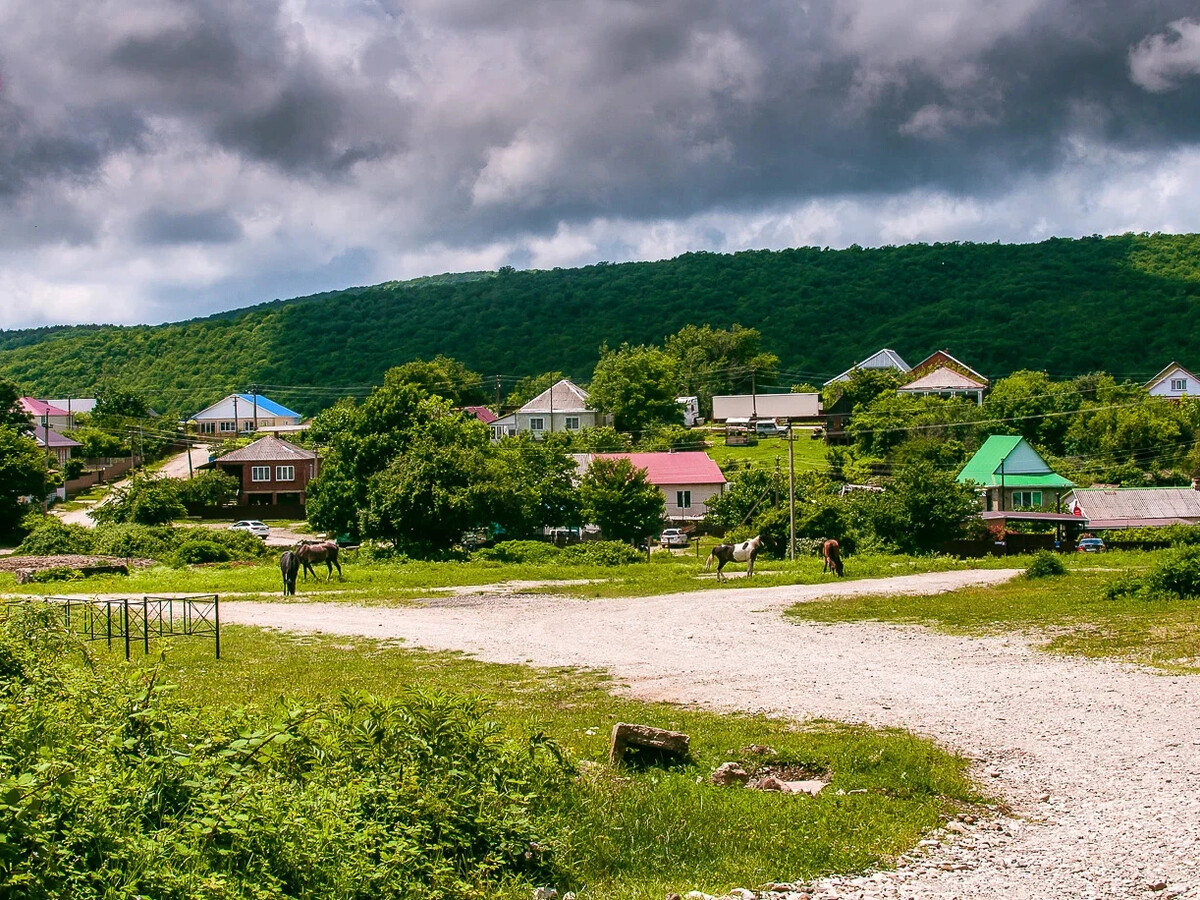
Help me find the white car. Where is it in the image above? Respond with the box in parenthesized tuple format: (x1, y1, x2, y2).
(659, 528, 690, 548)
(229, 520, 269, 539)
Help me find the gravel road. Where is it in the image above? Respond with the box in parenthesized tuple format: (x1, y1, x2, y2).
(223, 570, 1200, 899)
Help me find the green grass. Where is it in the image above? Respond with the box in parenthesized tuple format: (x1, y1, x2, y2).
(97, 627, 986, 899)
(705, 430, 829, 473)
(786, 550, 1200, 673)
(0, 547, 1012, 602)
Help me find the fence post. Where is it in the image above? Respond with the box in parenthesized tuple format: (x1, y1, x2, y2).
(213, 595, 220, 659)
(123, 599, 130, 660)
(142, 597, 149, 656)
(106, 601, 112, 649)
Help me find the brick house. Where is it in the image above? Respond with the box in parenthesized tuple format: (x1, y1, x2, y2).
(200, 435, 319, 508)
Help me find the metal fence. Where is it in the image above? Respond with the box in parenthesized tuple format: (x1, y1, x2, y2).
(24, 595, 221, 659)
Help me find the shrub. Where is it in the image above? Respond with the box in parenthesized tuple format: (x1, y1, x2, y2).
(1104, 547, 1200, 601)
(90, 523, 178, 560)
(183, 527, 270, 560)
(15, 520, 94, 556)
(1025, 550, 1067, 579)
(27, 566, 86, 583)
(562, 540, 644, 566)
(174, 539, 232, 565)
(90, 473, 185, 526)
(474, 540, 563, 564)
(0, 607, 571, 899)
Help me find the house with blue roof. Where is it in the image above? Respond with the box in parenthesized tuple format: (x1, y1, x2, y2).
(189, 393, 303, 436)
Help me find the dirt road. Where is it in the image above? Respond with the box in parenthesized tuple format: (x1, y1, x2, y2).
(223, 570, 1200, 899)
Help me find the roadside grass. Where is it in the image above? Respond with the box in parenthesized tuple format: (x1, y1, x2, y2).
(0, 547, 1014, 602)
(785, 551, 1200, 673)
(105, 626, 987, 899)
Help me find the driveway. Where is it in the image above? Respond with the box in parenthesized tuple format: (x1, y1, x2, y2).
(222, 570, 1200, 899)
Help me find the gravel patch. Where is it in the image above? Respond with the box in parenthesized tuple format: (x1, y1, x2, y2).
(222, 569, 1200, 899)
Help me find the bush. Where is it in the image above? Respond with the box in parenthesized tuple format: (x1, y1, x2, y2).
(1024, 550, 1067, 579)
(0, 607, 572, 899)
(26, 566, 86, 583)
(174, 540, 232, 565)
(15, 520, 94, 556)
(474, 540, 563, 564)
(89, 473, 185, 526)
(90, 523, 178, 560)
(562, 540, 645, 566)
(1104, 547, 1200, 601)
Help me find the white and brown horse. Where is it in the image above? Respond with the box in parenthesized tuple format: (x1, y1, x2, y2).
(705, 535, 766, 582)
(822, 539, 844, 576)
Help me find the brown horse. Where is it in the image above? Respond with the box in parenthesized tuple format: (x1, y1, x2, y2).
(822, 539, 844, 576)
(705, 535, 766, 582)
(295, 540, 343, 581)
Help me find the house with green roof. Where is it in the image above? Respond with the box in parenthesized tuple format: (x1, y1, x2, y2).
(957, 435, 1074, 512)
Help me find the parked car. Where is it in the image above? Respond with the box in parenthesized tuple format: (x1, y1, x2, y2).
(1076, 537, 1106, 553)
(229, 520, 269, 539)
(753, 420, 786, 438)
(659, 528, 691, 548)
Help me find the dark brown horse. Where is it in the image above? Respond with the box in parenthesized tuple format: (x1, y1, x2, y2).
(704, 535, 766, 583)
(280, 550, 300, 596)
(295, 540, 342, 581)
(822, 539, 844, 576)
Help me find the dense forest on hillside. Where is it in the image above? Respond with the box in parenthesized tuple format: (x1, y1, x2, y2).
(3, 234, 1199, 416)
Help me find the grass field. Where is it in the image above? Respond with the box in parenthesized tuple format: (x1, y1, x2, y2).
(786, 551, 1200, 673)
(92, 625, 986, 899)
(705, 429, 829, 474)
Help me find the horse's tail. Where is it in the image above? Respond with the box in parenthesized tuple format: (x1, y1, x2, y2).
(704, 550, 716, 570)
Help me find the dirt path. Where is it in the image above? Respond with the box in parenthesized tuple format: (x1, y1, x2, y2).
(223, 570, 1200, 899)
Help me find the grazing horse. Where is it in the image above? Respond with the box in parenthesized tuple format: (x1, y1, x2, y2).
(295, 540, 343, 581)
(704, 535, 766, 582)
(280, 550, 300, 596)
(822, 539, 844, 576)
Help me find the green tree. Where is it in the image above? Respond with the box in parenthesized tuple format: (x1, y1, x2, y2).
(504, 372, 564, 409)
(588, 343, 682, 434)
(869, 459, 979, 553)
(982, 370, 1082, 455)
(491, 435, 581, 539)
(385, 355, 487, 406)
(821, 367, 903, 414)
(90, 474, 185, 526)
(0, 378, 32, 434)
(0, 426, 47, 536)
(664, 324, 779, 416)
(70, 426, 128, 459)
(92, 386, 150, 424)
(578, 457, 665, 545)
(177, 470, 240, 510)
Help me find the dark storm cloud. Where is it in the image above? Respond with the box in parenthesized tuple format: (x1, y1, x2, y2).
(133, 208, 242, 245)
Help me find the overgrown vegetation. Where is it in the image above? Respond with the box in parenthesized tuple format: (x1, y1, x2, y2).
(15, 517, 269, 565)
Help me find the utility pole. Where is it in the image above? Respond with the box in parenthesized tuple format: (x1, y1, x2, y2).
(751, 369, 757, 420)
(495, 375, 501, 408)
(788, 422, 796, 561)
(252, 384, 259, 433)
(232, 394, 239, 436)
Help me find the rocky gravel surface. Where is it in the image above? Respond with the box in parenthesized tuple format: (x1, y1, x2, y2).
(223, 570, 1200, 899)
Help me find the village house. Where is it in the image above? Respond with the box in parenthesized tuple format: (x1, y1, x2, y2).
(490, 379, 602, 439)
(33, 425, 81, 466)
(898, 350, 988, 405)
(19, 398, 73, 431)
(1065, 483, 1200, 529)
(577, 451, 727, 522)
(957, 435, 1074, 512)
(188, 393, 303, 436)
(1145, 362, 1198, 400)
(199, 435, 319, 509)
(823, 348, 911, 385)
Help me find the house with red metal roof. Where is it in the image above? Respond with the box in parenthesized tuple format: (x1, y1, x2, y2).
(579, 451, 727, 521)
(20, 398, 73, 430)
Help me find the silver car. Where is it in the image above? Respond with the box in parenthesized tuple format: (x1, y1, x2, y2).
(229, 520, 270, 539)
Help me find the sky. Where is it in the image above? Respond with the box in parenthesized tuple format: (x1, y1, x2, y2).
(2, 0, 1200, 330)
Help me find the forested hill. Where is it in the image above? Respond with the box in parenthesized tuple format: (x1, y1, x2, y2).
(3, 233, 1199, 416)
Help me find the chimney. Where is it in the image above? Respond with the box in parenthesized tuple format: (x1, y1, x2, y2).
(1193, 476, 1200, 492)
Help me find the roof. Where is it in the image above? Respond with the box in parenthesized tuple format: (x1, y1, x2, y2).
(462, 405, 498, 424)
(519, 379, 593, 414)
(981, 511, 1087, 524)
(907, 350, 988, 384)
(957, 435, 1074, 488)
(1066, 487, 1200, 527)
(33, 425, 81, 448)
(1145, 361, 1199, 392)
(898, 366, 988, 392)
(824, 348, 911, 385)
(202, 435, 318, 465)
(20, 397, 71, 418)
(190, 393, 301, 421)
(588, 451, 727, 486)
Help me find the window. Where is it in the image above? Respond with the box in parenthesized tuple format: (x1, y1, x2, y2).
(676, 490, 692, 509)
(1012, 490, 1042, 508)
(241, 421, 254, 432)
(220, 421, 236, 433)
(565, 416, 580, 430)
(275, 465, 295, 482)
(251, 466, 271, 482)
(528, 417, 545, 431)
(1171, 378, 1189, 392)
(199, 422, 214, 434)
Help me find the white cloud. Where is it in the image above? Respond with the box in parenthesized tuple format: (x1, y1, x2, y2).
(1129, 18, 1200, 92)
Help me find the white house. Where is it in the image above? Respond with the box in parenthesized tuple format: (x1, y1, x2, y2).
(1145, 362, 1198, 399)
(188, 393, 303, 436)
(19, 398, 73, 431)
(490, 379, 601, 439)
